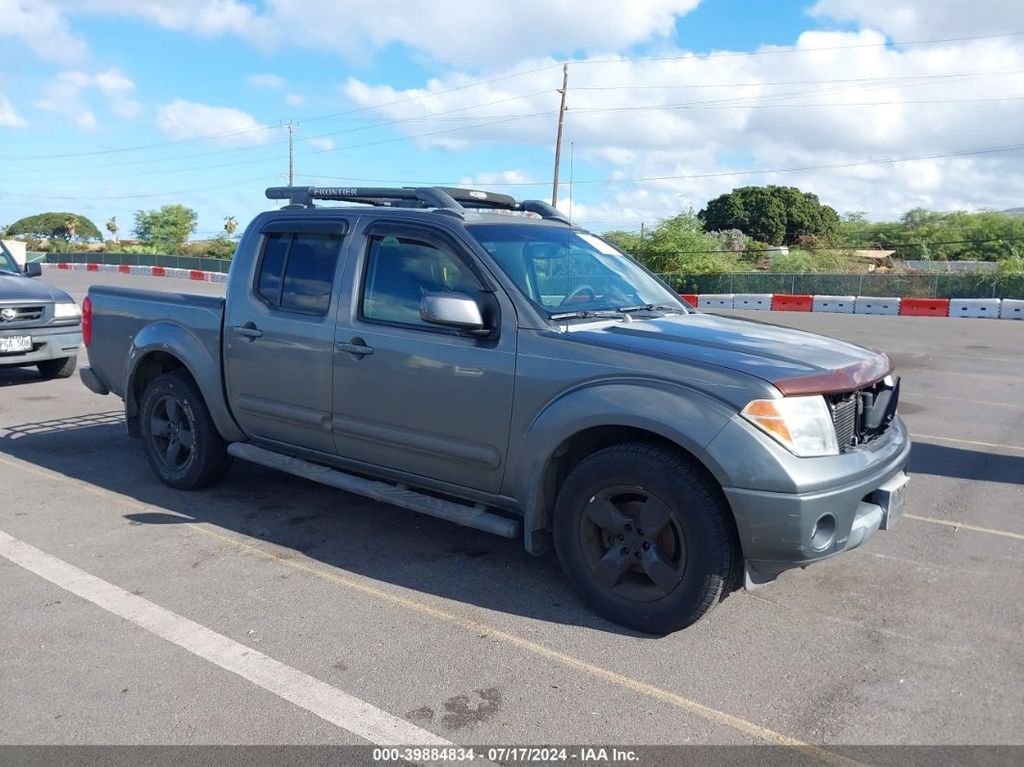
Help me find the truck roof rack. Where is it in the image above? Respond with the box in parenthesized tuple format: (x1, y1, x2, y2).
(265, 186, 570, 225)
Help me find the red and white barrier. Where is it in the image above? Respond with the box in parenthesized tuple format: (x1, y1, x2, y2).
(49, 262, 228, 283)
(675, 291, 1016, 320)
(45, 264, 1019, 319)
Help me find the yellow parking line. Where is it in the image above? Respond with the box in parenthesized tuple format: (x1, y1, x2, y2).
(911, 434, 1024, 453)
(0, 451, 860, 766)
(905, 514, 1024, 541)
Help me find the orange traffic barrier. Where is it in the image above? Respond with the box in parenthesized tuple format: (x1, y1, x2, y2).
(899, 298, 950, 317)
(771, 294, 813, 312)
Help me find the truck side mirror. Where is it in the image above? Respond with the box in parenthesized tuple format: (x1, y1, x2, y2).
(420, 292, 488, 335)
(24, 262, 42, 278)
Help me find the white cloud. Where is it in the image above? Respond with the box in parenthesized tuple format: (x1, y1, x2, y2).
(33, 68, 140, 127)
(809, 0, 1024, 40)
(53, 0, 702, 66)
(284, 93, 306, 107)
(339, 26, 1024, 222)
(306, 136, 335, 151)
(0, 0, 88, 63)
(156, 99, 273, 145)
(0, 95, 28, 128)
(459, 169, 538, 187)
(246, 73, 288, 91)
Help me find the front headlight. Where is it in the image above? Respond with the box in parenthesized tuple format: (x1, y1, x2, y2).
(53, 301, 81, 319)
(741, 395, 839, 457)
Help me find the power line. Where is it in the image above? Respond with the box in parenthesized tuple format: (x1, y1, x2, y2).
(294, 142, 1024, 188)
(4, 32, 1019, 163)
(575, 31, 1024, 66)
(570, 67, 1024, 91)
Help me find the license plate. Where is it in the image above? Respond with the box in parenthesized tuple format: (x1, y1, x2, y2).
(0, 335, 31, 353)
(876, 472, 910, 530)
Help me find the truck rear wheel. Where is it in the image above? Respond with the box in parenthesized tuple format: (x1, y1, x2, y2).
(553, 443, 738, 634)
(37, 356, 76, 379)
(139, 370, 231, 490)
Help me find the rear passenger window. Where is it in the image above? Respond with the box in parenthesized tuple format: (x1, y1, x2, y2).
(256, 232, 342, 315)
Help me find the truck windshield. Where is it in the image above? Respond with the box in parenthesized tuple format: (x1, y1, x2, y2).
(0, 242, 20, 275)
(466, 223, 685, 318)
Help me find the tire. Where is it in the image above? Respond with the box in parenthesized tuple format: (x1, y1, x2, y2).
(553, 443, 738, 635)
(37, 356, 76, 379)
(138, 370, 231, 490)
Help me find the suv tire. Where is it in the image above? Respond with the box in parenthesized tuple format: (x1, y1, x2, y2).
(139, 370, 231, 490)
(37, 356, 76, 379)
(553, 443, 738, 634)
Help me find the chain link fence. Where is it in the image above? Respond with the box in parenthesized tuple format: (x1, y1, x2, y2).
(43, 251, 231, 274)
(657, 272, 1024, 299)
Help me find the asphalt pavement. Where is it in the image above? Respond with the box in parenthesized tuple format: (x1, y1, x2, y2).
(1, 270, 1021, 756)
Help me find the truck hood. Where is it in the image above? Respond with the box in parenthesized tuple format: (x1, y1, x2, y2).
(569, 312, 891, 395)
(0, 272, 73, 304)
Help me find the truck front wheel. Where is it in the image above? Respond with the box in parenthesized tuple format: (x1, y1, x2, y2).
(139, 371, 231, 490)
(553, 443, 738, 634)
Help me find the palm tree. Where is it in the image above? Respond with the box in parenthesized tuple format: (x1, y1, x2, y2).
(106, 216, 119, 243)
(63, 216, 78, 243)
(223, 216, 238, 238)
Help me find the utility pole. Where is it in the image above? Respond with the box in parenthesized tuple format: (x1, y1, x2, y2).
(551, 64, 568, 207)
(287, 122, 294, 186)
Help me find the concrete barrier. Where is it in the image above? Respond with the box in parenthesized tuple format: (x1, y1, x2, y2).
(771, 294, 813, 312)
(855, 296, 900, 315)
(999, 298, 1024, 320)
(733, 293, 773, 310)
(812, 295, 856, 313)
(948, 298, 1001, 318)
(899, 298, 949, 317)
(698, 293, 735, 309)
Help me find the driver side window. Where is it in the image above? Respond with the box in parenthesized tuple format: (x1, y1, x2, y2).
(361, 234, 480, 327)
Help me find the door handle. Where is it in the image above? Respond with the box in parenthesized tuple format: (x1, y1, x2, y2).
(337, 340, 374, 357)
(231, 323, 263, 339)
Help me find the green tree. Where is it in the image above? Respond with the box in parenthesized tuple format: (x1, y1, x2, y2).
(134, 204, 198, 251)
(605, 213, 740, 274)
(106, 216, 120, 243)
(699, 186, 840, 246)
(223, 216, 238, 237)
(5, 212, 102, 242)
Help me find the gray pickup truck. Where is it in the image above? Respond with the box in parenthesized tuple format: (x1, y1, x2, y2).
(1, 241, 82, 379)
(80, 186, 910, 633)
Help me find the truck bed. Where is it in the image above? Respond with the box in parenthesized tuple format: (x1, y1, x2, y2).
(86, 285, 225, 398)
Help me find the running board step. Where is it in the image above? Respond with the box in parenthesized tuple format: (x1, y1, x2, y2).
(227, 443, 522, 539)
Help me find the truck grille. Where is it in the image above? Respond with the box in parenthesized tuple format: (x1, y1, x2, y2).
(829, 395, 858, 448)
(0, 305, 45, 324)
(826, 377, 900, 452)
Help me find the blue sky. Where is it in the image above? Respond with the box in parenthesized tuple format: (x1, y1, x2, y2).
(1, 0, 1022, 240)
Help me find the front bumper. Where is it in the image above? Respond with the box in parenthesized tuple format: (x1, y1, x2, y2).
(708, 415, 912, 587)
(0, 326, 82, 367)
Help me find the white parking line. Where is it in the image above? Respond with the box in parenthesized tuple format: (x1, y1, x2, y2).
(0, 528, 451, 747)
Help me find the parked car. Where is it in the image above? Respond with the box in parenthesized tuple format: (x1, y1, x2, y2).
(0, 242, 82, 379)
(79, 186, 910, 633)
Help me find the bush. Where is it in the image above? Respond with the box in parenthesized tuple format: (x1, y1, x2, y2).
(769, 249, 860, 273)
